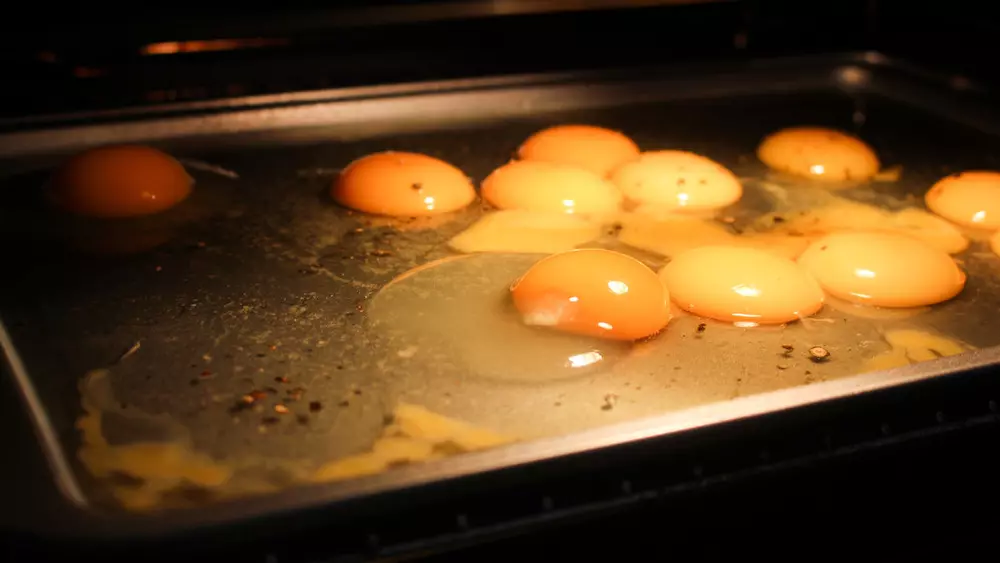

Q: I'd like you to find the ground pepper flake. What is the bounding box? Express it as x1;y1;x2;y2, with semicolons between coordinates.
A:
261;416;280;425
602;394;619;411
275;376;290;384
808;346;831;362
309;401;323;412
249;390;268;401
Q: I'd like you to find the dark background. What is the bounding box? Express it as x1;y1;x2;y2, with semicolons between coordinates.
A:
0;1;997;120
3;1;1000;560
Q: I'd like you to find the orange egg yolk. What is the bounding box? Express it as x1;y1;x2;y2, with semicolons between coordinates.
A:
757;127;880;182
517;125;640;177
333;151;475;217
510;249;671;340
610;150;742;211
797;231;966;308
481;160;623;216
50;145;192;218
925;171;1000;229
659;246;824;325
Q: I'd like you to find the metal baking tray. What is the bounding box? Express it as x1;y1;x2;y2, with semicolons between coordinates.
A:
3;52;1000;544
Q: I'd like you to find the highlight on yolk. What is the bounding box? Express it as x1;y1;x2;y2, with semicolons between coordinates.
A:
333;151;475;217
757;127;880;182
610;150;742;211
510;249;670;340
659;246;824;325
50;145;193;218
797;231;966;308
481;160;623;216
925;171;1000;229
516;125;640;177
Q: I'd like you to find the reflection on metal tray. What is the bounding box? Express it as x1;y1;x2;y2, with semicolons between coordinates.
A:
2;52;1000;537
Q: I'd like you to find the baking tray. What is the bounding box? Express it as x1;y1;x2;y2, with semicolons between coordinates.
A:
3;52;1000;545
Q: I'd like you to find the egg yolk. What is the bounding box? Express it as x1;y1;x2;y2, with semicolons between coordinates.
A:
50;145;192;218
659;246;824;325
333;152;475;217
925;171;1000;229
481;160;623;216
991;230;1000;257
797;231;966;308
757;127;880;182
610;150;742;211
517;125;640;177
510;249;670;340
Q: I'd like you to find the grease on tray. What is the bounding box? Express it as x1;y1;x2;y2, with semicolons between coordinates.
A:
313;404;514;483
77;370;234;511
78;370;511;510
865;329;972;371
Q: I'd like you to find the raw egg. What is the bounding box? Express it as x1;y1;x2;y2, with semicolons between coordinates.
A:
510;249;670;340
753;197;969;255
370;253;632;383
481;160;623;216
659;246;824;325
925;171;1000;229
618;211;809;260
757;127;880;182
797;231;966;308
50;145;193;218
333;151;475;216
610;150;742;211
992;230;1000;256
517;125;640;177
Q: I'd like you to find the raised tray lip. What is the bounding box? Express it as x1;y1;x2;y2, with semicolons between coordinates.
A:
0;51;952;160
2;50;998;540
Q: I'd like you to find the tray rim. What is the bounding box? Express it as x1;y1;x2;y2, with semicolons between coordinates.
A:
0;51;964;160
2;50;999;540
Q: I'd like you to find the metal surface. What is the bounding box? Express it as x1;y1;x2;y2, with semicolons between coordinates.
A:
2;52;1000;537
